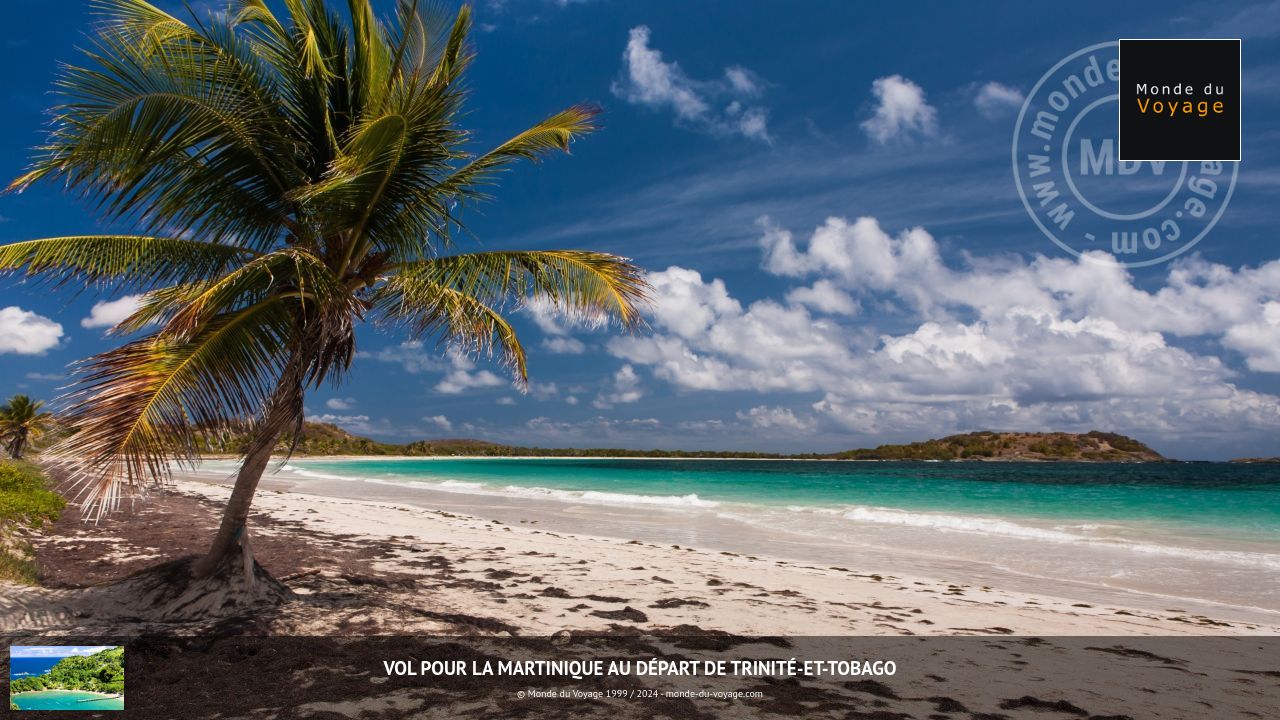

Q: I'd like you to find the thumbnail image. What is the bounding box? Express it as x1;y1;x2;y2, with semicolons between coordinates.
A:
9;646;123;711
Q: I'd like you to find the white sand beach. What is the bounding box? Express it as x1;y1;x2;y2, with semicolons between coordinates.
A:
162;469;1280;636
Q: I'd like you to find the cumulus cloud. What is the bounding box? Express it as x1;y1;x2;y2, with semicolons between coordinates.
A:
522;415;663;444
974;81;1024;119
530;382;560;401
861;75;937;143
435;351;506;394
612;26;771;141
525;297;596;354
81;295;143;329
425;414;453;432
366;341;508;394
325;397;356;410
0;306;63;355
785;279;859;315
308;413;372;432
364;340;444;374
736;405;816;431
608;217;1280;449
594;364;645;408
1222;302;1280;371
542;337;586;354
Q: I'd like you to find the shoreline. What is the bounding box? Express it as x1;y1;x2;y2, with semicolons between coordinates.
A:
199;453;1187;463
6;468;1275;637
212;459;1280;618
175;471;1278;634
10;690;122;698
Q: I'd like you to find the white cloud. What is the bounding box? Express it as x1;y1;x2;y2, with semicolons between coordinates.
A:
530;382;560;401
81;294;143;329
724;66;762;96
0;306;63;355
425;414;453;432
523;415;663;443
308;413;371;429
1223;301;1280;371
435;350;506;394
593;364;644;408
25;371;64;381
736;405;816;431
861;75;938;143
974;81;1024;119
525;297;596;354
543;337;586;354
325;397;356;411
612;25;771;141
496;396;517;406
608;217;1280;449
785;279;859;315
366;342;508;394
364;340;445;374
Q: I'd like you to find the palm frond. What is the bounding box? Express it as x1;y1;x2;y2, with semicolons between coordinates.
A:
11;1;301;248
438;104;600;198
389;250;648;324
0;235;256;292
51;299;299;517
153;247;353;340
377;281;527;381
374;250;648;382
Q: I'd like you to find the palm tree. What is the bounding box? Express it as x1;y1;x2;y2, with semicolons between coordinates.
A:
0;0;647;583
0;395;54;459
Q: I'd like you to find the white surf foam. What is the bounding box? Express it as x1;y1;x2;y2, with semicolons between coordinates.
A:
275;463;718;509
782;504;1280;570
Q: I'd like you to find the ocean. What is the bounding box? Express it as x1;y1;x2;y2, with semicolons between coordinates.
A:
209;458;1280;615
9;655;61;680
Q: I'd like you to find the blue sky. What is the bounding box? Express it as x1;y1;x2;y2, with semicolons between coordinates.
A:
3;1;1280;459
10;646;116;658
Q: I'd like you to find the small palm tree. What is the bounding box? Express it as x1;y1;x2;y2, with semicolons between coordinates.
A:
0;395;55;459
0;0;647;582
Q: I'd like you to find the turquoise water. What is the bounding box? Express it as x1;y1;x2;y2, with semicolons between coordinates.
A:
247;457;1280;611
289;458;1280;544
10;690;123;710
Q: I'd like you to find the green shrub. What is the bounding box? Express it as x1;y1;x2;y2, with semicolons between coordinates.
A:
0;461;64;528
0;461;64;584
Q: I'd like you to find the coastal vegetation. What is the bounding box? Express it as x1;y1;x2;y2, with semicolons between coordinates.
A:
9;647;124;696
0;0;647;598
832;431;1164;462
0;395;54;459
201;422;1166;462
0;461;64;583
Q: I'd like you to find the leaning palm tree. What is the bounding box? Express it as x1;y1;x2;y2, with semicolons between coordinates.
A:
0;395;55;459
0;0;647;587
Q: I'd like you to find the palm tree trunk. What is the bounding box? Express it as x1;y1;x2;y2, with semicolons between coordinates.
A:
191;349;307;579
11;431;26;459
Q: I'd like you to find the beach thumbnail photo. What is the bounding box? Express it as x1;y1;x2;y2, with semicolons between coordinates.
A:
9;646;123;711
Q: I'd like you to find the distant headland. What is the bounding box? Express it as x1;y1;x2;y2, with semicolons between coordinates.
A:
198;424;1168;462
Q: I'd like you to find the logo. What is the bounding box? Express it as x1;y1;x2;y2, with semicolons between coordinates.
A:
1013;42;1238;268
1119;39;1241;161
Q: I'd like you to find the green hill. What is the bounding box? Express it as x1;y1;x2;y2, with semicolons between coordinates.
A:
833;431;1163;462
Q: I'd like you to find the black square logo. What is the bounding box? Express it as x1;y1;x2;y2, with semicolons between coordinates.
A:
1119;39;1240;161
